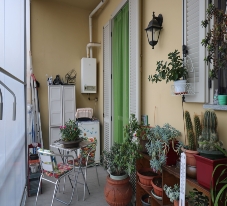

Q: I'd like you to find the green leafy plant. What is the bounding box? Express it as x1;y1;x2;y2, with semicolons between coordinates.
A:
163;184;180;202
146;123;181;173
148;50;188;83
211;147;227;206
201;4;227;79
188;188;209;206
59;119;81;141
124;114;150;140
102;137;141;176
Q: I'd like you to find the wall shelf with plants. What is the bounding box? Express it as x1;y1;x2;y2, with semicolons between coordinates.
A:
148;50;195;96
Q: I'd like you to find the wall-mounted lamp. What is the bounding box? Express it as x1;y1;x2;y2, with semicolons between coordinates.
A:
0;80;16;121
145;12;163;49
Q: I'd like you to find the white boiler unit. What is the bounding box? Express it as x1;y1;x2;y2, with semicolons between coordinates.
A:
81;58;97;93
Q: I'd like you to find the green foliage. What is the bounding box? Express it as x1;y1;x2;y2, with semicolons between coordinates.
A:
185;111;196;151
148;50;188;83
124;114;150;140
201;4;227;79
194;115;202;148
102;137;141;176
198;110;221;151
146;123;181;173
211;163;227;206
188;188;209;206
59;119;81;141
163;184;180;202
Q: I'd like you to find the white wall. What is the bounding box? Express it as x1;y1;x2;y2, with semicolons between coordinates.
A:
0;0;26;205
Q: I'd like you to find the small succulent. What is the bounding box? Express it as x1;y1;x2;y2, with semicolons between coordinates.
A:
163;184;180;202
146;123;181;173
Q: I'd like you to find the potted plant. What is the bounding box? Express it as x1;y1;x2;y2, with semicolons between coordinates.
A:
59;119;82;148
124;114;150;154
194;110;227;189
163;184;180;206
145;123;181;197
148;49;188;94
146;123;181;173
179;111;201;178
102;136;141;206
211;148;227;206
201;4;227;81
187;188;209;206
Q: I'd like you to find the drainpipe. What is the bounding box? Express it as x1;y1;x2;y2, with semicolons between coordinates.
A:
87;0;107;58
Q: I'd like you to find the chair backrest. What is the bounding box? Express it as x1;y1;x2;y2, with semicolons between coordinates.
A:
38;149;57;172
80;137;97;165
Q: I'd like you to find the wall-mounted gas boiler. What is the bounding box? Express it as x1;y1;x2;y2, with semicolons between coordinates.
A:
81;58;97;93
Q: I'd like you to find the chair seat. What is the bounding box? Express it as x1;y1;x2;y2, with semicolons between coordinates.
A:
68;158;95;167
44;163;73;178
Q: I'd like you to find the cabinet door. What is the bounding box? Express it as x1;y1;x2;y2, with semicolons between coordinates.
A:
49;86;63;126
63;86;75;123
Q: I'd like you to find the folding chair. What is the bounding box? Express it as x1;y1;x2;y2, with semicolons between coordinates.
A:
68;137;100;201
35;149;76;206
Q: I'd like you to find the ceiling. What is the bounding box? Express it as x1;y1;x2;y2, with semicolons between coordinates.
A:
48;0;103;11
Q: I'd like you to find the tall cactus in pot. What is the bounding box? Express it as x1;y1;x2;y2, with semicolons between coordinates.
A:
185;111;196;151
198;110;221;151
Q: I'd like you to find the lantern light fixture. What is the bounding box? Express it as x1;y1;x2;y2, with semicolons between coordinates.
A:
145;12;163;49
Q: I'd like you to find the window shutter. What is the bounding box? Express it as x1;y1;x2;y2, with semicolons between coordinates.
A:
129;0;141;120
103;20;112;151
184;0;209;103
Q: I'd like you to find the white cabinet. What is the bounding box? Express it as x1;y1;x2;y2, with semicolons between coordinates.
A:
48;85;76;149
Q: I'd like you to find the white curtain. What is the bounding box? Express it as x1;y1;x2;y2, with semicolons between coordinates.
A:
0;0;26;205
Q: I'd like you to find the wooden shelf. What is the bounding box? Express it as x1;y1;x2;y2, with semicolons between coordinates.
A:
136;154;213;206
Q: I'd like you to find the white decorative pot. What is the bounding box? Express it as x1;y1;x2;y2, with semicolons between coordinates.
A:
174;80;186;94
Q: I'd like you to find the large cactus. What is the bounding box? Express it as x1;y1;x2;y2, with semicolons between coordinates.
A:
198;110;220;151
185;111;196;150
194;115;202;148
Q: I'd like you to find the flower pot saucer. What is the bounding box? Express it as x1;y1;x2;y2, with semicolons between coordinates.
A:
138;180;153;191
151;188;162;200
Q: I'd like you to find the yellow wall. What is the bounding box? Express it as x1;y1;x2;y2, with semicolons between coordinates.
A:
31;0;227;150
31;0;100;147
94;0;227;148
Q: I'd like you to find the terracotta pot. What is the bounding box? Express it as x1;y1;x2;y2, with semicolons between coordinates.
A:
181;148;199;166
150;176;162;197
137;168;159;186
174;200;188;206
174;200;179;206
104;175;132;206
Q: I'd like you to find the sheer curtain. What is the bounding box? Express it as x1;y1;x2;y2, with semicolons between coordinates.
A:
0;0;26;205
112;2;129;143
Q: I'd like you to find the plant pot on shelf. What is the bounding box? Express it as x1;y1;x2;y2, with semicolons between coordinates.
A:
166;140;180;166
141;194;151;206
174;80;187;95
181;148;199;166
186;165;197;179
151;176;162;197
197;149;225;160
137;168;159;186
104;174;132;206
194;154;227;189
174;200;188;206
